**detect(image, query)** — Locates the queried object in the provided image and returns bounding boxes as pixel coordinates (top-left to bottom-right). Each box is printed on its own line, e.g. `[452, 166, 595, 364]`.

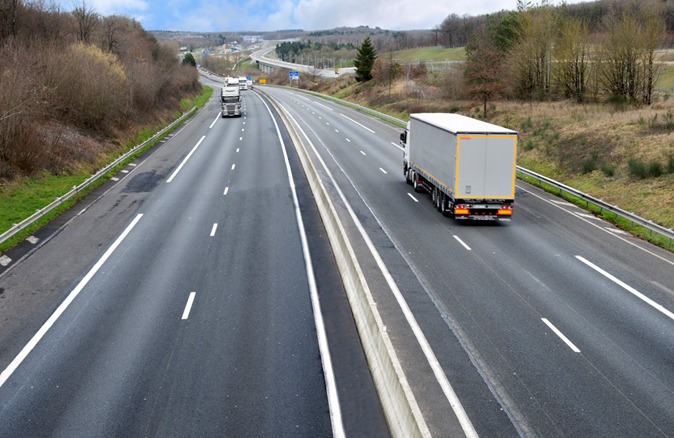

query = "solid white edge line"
[575, 255, 674, 321]
[166, 135, 206, 183]
[254, 93, 345, 438]
[517, 185, 674, 267]
[209, 114, 219, 129]
[182, 292, 196, 320]
[541, 318, 581, 353]
[311, 100, 334, 111]
[453, 235, 472, 251]
[340, 113, 375, 133]
[210, 223, 218, 237]
[287, 108, 476, 437]
[0, 214, 144, 389]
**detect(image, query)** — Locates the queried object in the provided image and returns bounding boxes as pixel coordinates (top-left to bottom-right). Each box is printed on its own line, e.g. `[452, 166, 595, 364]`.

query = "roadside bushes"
[0, 1, 200, 180]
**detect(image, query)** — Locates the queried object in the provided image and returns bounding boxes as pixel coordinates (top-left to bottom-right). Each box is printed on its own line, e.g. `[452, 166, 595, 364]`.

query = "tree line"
[0, 0, 200, 180]
[463, 0, 667, 116]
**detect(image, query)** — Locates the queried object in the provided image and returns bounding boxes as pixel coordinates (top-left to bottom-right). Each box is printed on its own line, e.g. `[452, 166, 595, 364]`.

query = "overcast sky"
[77, 0, 593, 32]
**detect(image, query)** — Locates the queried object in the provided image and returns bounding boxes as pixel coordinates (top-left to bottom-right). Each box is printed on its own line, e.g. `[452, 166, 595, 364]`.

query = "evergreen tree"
[182, 52, 197, 67]
[354, 37, 377, 82]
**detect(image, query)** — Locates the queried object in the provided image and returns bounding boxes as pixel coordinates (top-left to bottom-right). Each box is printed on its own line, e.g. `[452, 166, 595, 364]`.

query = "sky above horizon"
[67, 0, 593, 32]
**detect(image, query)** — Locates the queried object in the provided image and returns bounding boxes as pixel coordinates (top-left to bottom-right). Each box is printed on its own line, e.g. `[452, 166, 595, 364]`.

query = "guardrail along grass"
[0, 85, 213, 254]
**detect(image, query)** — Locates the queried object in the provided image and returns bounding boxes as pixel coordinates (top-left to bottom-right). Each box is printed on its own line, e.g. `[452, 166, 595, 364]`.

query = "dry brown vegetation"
[0, 0, 200, 182]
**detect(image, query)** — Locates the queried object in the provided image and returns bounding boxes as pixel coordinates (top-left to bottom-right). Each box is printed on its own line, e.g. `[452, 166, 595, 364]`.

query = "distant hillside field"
[390, 47, 465, 62]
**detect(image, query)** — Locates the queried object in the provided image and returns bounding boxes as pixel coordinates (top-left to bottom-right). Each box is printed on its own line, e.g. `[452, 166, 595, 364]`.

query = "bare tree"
[72, 0, 98, 43]
[100, 15, 125, 53]
[553, 18, 590, 102]
[464, 27, 505, 118]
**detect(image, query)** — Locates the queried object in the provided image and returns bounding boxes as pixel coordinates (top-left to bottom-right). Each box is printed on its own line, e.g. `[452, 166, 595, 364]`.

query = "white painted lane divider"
[576, 255, 674, 321]
[360, 151, 366, 156]
[379, 168, 388, 174]
[453, 235, 472, 251]
[231, 164, 236, 171]
[340, 113, 375, 134]
[407, 193, 419, 203]
[542, 318, 581, 353]
[256, 94, 345, 438]
[210, 223, 218, 237]
[0, 214, 144, 388]
[223, 186, 229, 196]
[182, 292, 196, 320]
[166, 136, 206, 183]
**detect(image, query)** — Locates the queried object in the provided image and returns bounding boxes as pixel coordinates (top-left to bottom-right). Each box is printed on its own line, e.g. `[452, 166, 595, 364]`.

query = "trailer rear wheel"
[413, 173, 422, 193]
[440, 194, 449, 216]
[405, 169, 413, 185]
[436, 191, 443, 212]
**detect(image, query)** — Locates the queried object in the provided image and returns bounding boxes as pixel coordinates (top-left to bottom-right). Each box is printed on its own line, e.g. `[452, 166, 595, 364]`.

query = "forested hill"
[0, 0, 200, 181]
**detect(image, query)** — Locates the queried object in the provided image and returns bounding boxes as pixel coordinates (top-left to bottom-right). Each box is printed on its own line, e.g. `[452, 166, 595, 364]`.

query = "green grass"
[655, 64, 674, 91]
[389, 47, 466, 62]
[0, 85, 213, 254]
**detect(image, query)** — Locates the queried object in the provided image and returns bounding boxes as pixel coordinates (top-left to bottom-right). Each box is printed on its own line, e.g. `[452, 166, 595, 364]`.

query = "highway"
[0, 79, 387, 437]
[260, 86, 674, 437]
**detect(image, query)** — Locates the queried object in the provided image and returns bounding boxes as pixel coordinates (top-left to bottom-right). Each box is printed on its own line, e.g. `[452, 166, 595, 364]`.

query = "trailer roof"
[411, 113, 517, 135]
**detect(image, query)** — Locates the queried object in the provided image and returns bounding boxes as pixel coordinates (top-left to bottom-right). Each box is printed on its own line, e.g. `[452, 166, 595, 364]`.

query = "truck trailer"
[221, 78, 241, 117]
[401, 113, 517, 220]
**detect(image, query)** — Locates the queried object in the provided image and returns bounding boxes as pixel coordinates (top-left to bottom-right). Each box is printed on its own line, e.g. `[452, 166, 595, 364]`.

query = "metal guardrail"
[0, 107, 196, 247]
[276, 86, 674, 249]
[516, 167, 674, 248]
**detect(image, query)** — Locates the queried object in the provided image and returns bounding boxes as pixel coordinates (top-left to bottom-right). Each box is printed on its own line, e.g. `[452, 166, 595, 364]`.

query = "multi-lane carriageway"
[0, 76, 672, 437]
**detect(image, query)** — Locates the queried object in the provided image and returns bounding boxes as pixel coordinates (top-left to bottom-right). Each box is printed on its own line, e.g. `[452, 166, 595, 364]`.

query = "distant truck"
[401, 113, 517, 220]
[238, 76, 248, 90]
[221, 78, 241, 117]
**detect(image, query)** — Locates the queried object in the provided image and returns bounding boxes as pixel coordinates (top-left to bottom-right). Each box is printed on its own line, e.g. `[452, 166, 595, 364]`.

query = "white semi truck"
[221, 78, 241, 117]
[401, 113, 517, 220]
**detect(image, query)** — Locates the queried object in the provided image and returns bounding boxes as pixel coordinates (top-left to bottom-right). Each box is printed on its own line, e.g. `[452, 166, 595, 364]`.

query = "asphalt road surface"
[261, 85, 674, 438]
[0, 82, 388, 437]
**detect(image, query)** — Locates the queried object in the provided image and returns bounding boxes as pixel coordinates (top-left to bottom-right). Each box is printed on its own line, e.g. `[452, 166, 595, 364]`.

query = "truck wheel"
[440, 195, 449, 216]
[413, 175, 422, 193]
[405, 169, 413, 185]
[436, 192, 443, 211]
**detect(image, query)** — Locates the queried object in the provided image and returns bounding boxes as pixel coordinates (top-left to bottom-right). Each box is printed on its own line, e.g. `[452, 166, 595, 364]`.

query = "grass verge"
[0, 85, 213, 254]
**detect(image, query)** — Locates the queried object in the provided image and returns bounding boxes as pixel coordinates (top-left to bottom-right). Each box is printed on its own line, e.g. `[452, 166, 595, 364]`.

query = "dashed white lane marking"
[542, 318, 581, 353]
[210, 223, 218, 237]
[407, 193, 419, 202]
[224, 186, 229, 196]
[360, 151, 366, 156]
[182, 292, 196, 320]
[453, 235, 472, 251]
[379, 168, 388, 174]
[231, 164, 236, 170]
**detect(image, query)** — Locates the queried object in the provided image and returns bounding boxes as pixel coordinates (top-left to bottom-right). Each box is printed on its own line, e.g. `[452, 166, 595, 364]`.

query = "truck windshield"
[223, 97, 239, 103]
